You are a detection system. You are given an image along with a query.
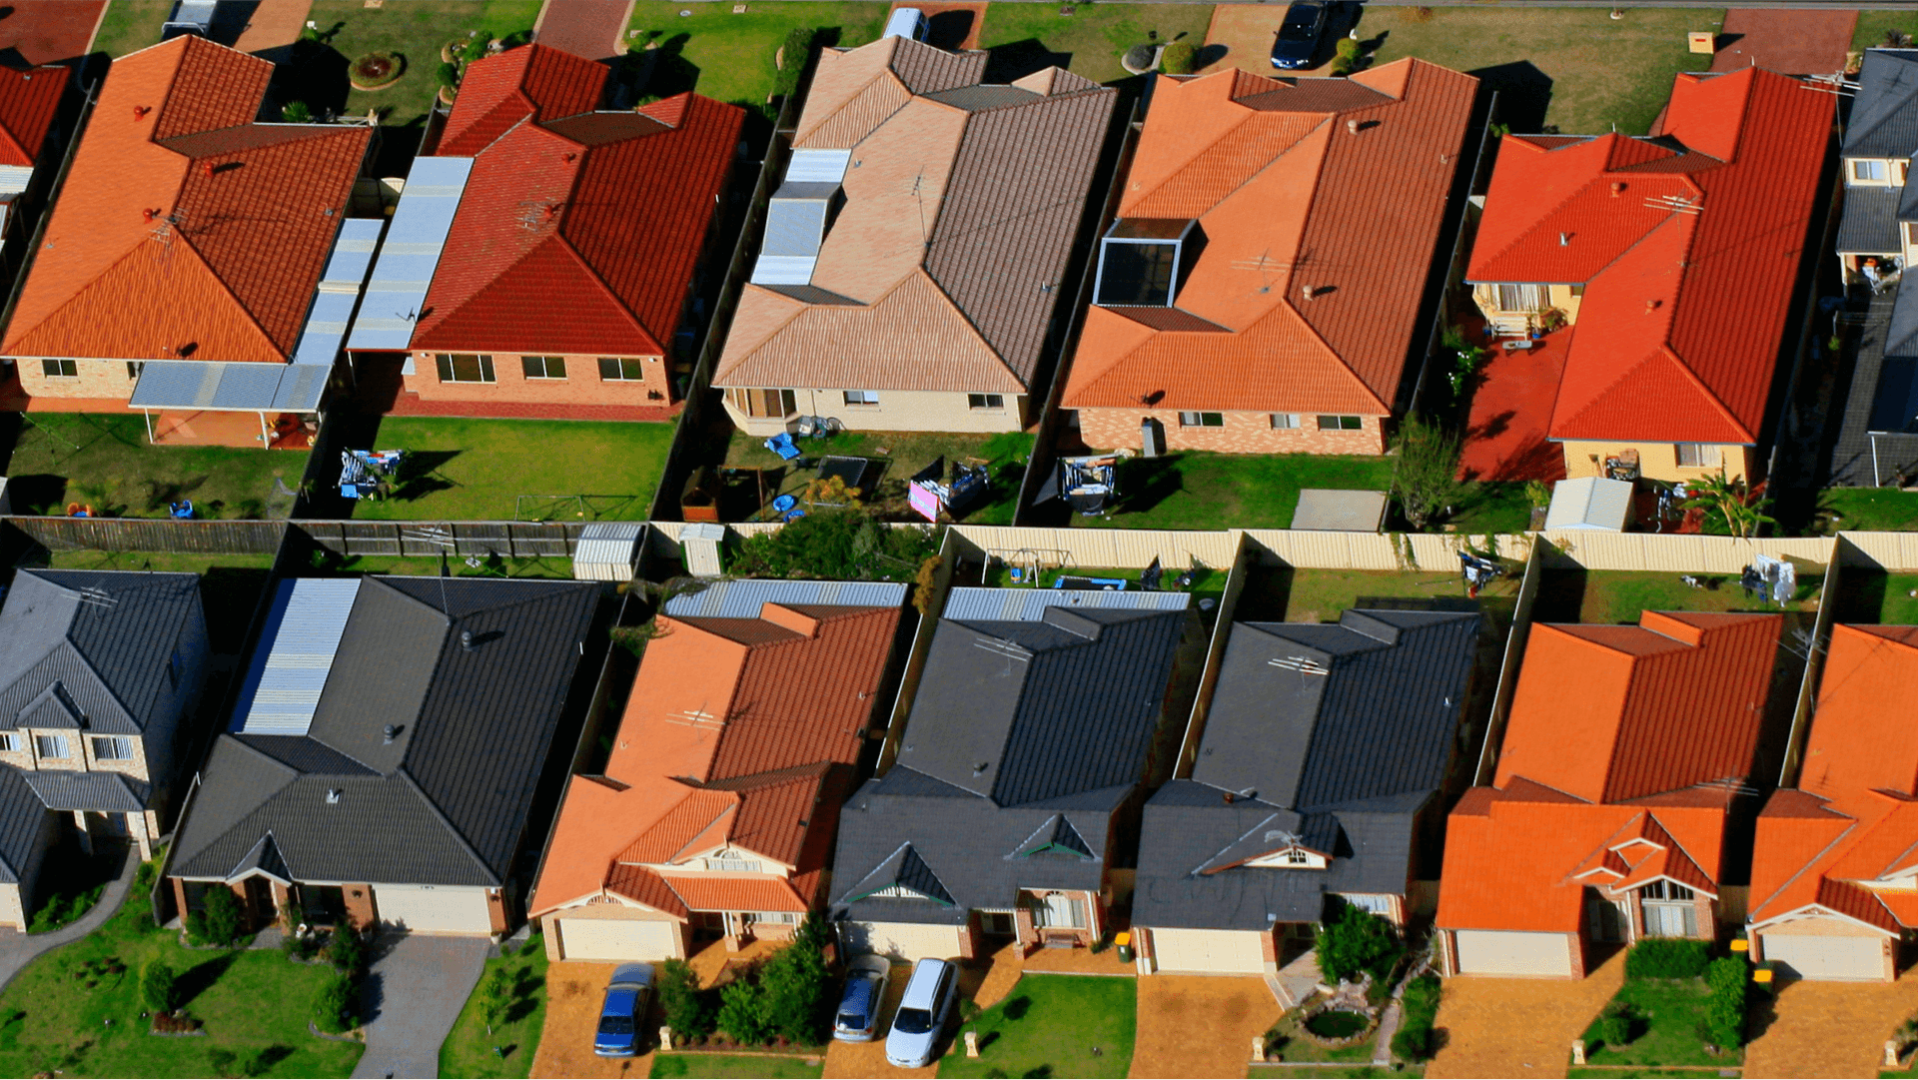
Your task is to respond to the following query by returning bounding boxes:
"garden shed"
[572,523,645,582]
[1543,477,1634,532]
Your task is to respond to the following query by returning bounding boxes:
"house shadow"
[984,38,1070,84]
[926,10,974,51]
[262,38,349,120]
[1468,59,1552,134]
[1114,454,1185,516]
[640,33,700,99]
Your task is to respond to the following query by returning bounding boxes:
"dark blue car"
[1270,1,1330,70]
[594,963,655,1057]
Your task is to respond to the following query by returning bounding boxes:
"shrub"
[436,61,460,90]
[280,100,312,123]
[1331,36,1362,75]
[773,26,816,97]
[1705,956,1749,1048]
[142,962,180,1013]
[1625,938,1711,981]
[731,508,939,582]
[1390,1017,1432,1062]
[759,915,831,1043]
[658,958,713,1038]
[313,972,359,1033]
[196,888,244,946]
[325,927,364,973]
[1599,1002,1636,1048]
[1160,40,1196,74]
[1314,897,1402,985]
[460,33,492,63]
[716,978,771,1045]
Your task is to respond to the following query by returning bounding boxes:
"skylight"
[1094,219,1196,307]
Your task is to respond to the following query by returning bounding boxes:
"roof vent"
[133,105,150,120]
[1558,232,1571,246]
[1222,791,1236,804]
[461,630,474,651]
[1645,299,1662,314]
[1301,284,1317,301]
[1346,119,1358,135]
[326,789,343,804]
[382,724,399,744]
[973,761,990,776]
[1611,181,1627,197]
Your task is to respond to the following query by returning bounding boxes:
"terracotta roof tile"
[436,43,605,157]
[660,873,808,913]
[605,863,689,916]
[0,64,66,167]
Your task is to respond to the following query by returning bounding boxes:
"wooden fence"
[8,516,285,555]
[294,520,586,558]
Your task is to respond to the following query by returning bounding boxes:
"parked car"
[885,958,958,1068]
[593,963,656,1058]
[1269,1,1330,70]
[884,7,929,41]
[834,955,894,1042]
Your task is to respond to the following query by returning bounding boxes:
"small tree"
[716,978,770,1045]
[1160,40,1196,74]
[479,965,511,1035]
[326,926,364,973]
[1704,956,1749,1048]
[1331,36,1363,75]
[281,100,313,123]
[760,915,831,1043]
[1390,415,1463,532]
[199,888,244,947]
[436,61,460,91]
[1314,897,1402,985]
[1599,1002,1637,1048]
[773,26,816,97]
[313,972,358,1034]
[142,962,180,1013]
[658,958,714,1038]
[460,32,492,63]
[1682,473,1775,539]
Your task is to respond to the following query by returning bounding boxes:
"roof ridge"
[172,220,317,359]
[1271,297,1390,411]
[901,268,1023,384]
[549,231,661,348]
[1126,109,1323,221]
[798,66,908,147]
[397,767,504,885]
[1751,815,1860,921]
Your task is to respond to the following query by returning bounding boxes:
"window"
[91,737,132,761]
[1340,894,1395,916]
[126,361,144,380]
[1271,413,1301,430]
[42,359,76,378]
[730,388,796,419]
[1318,415,1363,431]
[434,353,495,383]
[843,390,880,406]
[743,911,798,925]
[1031,892,1088,929]
[1854,159,1889,183]
[1907,223,1918,248]
[520,355,567,379]
[1674,443,1721,468]
[0,734,16,753]
[1495,284,1547,311]
[1178,411,1223,428]
[34,735,68,759]
[706,854,763,873]
[1283,849,1311,865]
[968,393,1005,410]
[598,357,647,381]
[1640,880,1695,902]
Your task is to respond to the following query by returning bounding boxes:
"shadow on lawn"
[1114,455,1185,516]
[389,449,462,503]
[985,38,1071,84]
[178,952,239,1007]
[1466,59,1553,134]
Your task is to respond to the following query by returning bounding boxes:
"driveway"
[1129,975,1277,1079]
[1424,952,1625,1079]
[0,0,105,66]
[1197,2,1359,77]
[531,961,655,1079]
[351,933,492,1080]
[1710,9,1857,76]
[0,842,135,993]
[1744,972,1918,1078]
[533,0,633,60]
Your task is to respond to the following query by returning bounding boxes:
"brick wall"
[404,350,675,412]
[342,884,376,931]
[16,357,143,402]
[1076,408,1386,455]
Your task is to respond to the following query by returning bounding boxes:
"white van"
[884,957,957,1067]
[884,7,929,41]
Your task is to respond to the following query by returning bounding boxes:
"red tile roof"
[1,35,371,364]
[1466,67,1834,444]
[411,44,745,358]
[1061,60,1477,417]
[658,873,810,914]
[0,64,66,167]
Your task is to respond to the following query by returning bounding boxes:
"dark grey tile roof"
[171,577,598,888]
[0,769,46,884]
[21,770,148,812]
[1132,610,1476,931]
[924,85,1118,385]
[0,570,202,736]
[1846,50,1918,159]
[1838,185,1902,256]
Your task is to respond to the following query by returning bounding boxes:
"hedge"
[1624,938,1711,980]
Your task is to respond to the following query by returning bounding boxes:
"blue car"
[593,963,655,1058]
[1269,1,1330,70]
[834,955,894,1042]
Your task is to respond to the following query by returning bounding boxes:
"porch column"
[130,813,151,861]
[257,411,269,447]
[143,409,154,445]
[70,810,90,855]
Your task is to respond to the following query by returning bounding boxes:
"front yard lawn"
[978,3,1214,85]
[90,0,172,57]
[1252,1069,1421,1079]
[304,0,543,133]
[1857,12,1918,53]
[1260,1009,1376,1064]
[723,429,1031,524]
[628,1,889,106]
[1533,568,1821,624]
[938,974,1135,1079]
[1,413,304,519]
[1079,452,1396,531]
[1576,978,1740,1070]
[352,417,674,521]
[651,1054,825,1078]
[439,934,549,1080]
[1362,6,1722,136]
[0,856,363,1077]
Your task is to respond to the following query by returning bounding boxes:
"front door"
[243,877,276,926]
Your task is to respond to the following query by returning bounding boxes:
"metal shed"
[572,523,646,582]
[1544,477,1635,532]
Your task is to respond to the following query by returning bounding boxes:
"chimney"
[1611,181,1626,197]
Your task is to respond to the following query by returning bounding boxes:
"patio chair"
[765,432,801,461]
[770,494,806,523]
[169,501,193,519]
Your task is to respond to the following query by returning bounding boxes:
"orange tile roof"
[2,35,370,365]
[1466,67,1834,444]
[659,874,809,914]
[0,64,67,167]
[1061,60,1477,417]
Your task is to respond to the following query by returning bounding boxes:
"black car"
[1270,1,1330,70]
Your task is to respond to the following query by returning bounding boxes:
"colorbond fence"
[295,520,587,559]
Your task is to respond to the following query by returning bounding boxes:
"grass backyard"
[1820,488,1918,532]
[1576,979,1738,1070]
[651,1054,825,1078]
[90,0,171,57]
[439,934,549,1079]
[723,429,1031,525]
[1857,12,1918,53]
[1534,568,1821,624]
[0,857,363,1077]
[1079,453,1396,531]
[628,1,889,106]
[978,3,1214,85]
[938,974,1136,1079]
[1240,567,1520,629]
[1825,571,1918,625]
[1,414,304,520]
[351,417,674,521]
[1363,7,1722,135]
[310,553,574,580]
[304,0,543,132]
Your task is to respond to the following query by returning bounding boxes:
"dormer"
[1849,156,1910,188]
[1244,845,1329,870]
[1093,219,1199,308]
[750,149,851,286]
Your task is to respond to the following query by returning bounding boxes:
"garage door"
[1454,930,1574,976]
[1761,933,1886,980]
[556,917,682,962]
[1150,928,1268,974]
[838,921,963,961]
[372,885,491,934]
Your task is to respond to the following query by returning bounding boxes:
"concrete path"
[351,933,492,1080]
[1371,1000,1402,1066]
[0,843,137,994]
[533,0,633,60]
[1710,9,1857,76]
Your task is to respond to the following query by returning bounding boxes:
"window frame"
[519,355,567,380]
[1674,443,1721,468]
[1178,411,1224,428]
[730,388,796,419]
[126,361,144,381]
[1317,415,1363,431]
[967,393,1005,411]
[597,357,646,382]
[434,353,495,384]
[42,358,77,379]
[842,390,880,406]
[0,733,17,753]
[90,736,133,762]
[1854,158,1890,183]
[34,734,68,760]
[1270,413,1301,430]
[1495,283,1547,312]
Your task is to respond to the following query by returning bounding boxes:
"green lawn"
[978,3,1214,86]
[1363,7,1722,136]
[651,1054,825,1078]
[439,935,549,1079]
[628,2,889,107]
[305,0,543,132]
[91,0,172,57]
[1252,1068,1420,1079]
[1568,1071,1722,1080]
[1248,567,1519,629]
[1830,571,1918,625]
[1577,979,1738,1070]
[2,414,305,519]
[1534,568,1820,625]
[1821,488,1918,532]
[351,417,674,521]
[309,553,575,580]
[724,429,1031,525]
[1856,12,1918,54]
[1079,453,1396,531]
[938,974,1136,1079]
[1449,482,1536,535]
[0,857,363,1077]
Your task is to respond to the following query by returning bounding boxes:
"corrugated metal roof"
[786,148,851,182]
[942,586,1190,622]
[573,522,645,567]
[663,579,908,618]
[128,359,330,412]
[347,156,473,350]
[291,217,383,366]
[230,579,361,736]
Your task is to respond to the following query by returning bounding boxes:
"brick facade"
[1075,408,1386,456]
[343,884,376,931]
[403,350,676,415]
[16,356,145,403]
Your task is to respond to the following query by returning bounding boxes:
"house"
[529,579,907,961]
[1464,67,1833,484]
[1746,624,1918,981]
[712,37,1117,435]
[0,570,209,928]
[1436,610,1782,977]
[346,44,746,420]
[0,35,377,442]
[0,61,70,264]
[1059,62,1477,456]
[1131,609,1479,981]
[166,577,598,937]
[828,587,1197,960]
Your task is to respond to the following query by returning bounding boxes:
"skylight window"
[1094,219,1197,307]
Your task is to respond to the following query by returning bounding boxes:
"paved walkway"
[1458,327,1571,484]
[1745,972,1918,1078]
[1424,952,1625,1079]
[1711,9,1857,76]
[1129,975,1276,1079]
[351,933,492,1080]
[533,0,633,60]
[0,0,105,66]
[227,0,314,60]
[0,844,136,993]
